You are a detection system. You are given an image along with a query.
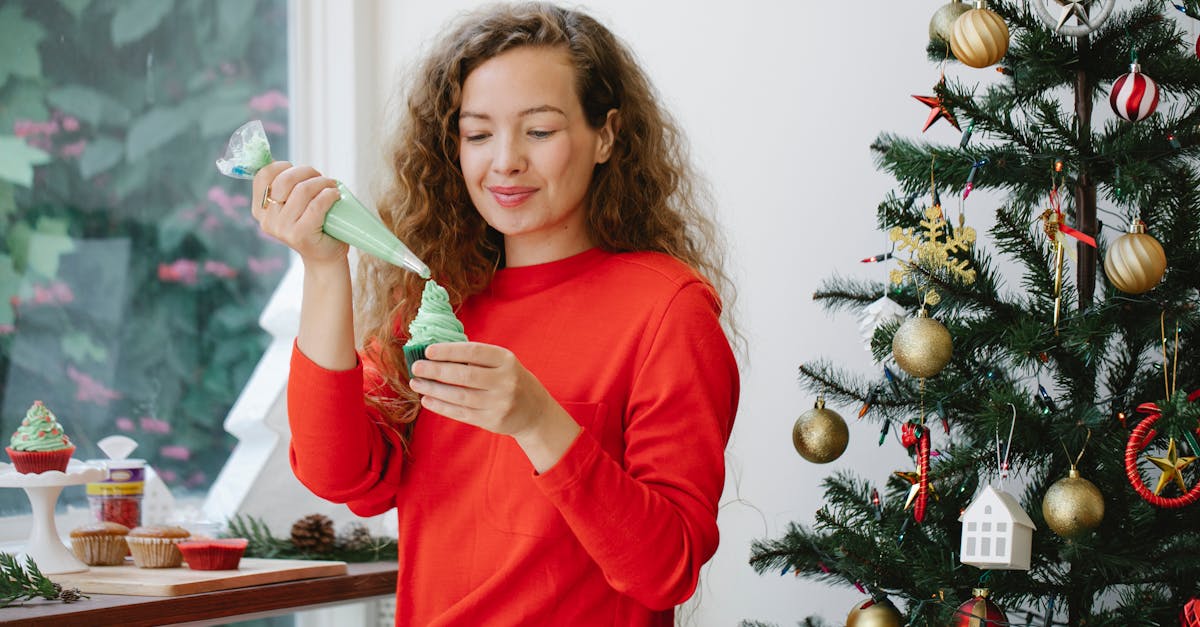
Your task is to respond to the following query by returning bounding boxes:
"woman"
[251,3,738,625]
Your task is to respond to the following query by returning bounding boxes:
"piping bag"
[215,120,430,278]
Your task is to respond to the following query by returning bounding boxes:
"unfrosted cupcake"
[403,279,468,375]
[69,521,130,566]
[177,538,249,570]
[6,401,75,473]
[126,525,190,568]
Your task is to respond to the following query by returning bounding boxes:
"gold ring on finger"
[261,184,284,210]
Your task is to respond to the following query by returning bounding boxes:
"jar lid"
[84,458,146,471]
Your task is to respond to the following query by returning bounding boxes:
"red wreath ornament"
[1124,401,1200,508]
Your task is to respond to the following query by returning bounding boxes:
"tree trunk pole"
[1075,35,1098,308]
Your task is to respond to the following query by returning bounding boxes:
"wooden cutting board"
[51,558,348,596]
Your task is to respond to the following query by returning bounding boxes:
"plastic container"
[86,435,145,529]
[87,459,145,529]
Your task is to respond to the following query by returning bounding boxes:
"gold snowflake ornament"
[889,204,977,305]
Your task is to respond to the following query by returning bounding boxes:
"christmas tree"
[749,1,1200,625]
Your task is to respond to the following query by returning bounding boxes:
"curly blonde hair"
[357,2,736,429]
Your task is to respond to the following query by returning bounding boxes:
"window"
[0,0,289,515]
[996,536,1006,557]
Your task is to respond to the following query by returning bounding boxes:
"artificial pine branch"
[226,514,399,563]
[0,553,84,607]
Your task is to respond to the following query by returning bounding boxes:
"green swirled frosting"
[405,280,467,347]
[10,401,72,452]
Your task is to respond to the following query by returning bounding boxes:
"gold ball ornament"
[1103,221,1166,294]
[892,312,953,379]
[930,0,972,44]
[846,598,904,627]
[792,397,848,464]
[950,3,1010,68]
[1042,468,1105,539]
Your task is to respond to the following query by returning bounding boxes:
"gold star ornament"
[1147,438,1197,496]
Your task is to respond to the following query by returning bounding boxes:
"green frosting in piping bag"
[405,280,468,346]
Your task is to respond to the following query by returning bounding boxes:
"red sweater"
[288,248,739,626]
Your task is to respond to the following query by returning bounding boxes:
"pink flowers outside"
[159,445,190,461]
[139,416,171,434]
[249,89,288,112]
[159,258,244,284]
[32,281,74,306]
[204,260,237,279]
[248,256,284,276]
[158,259,199,285]
[66,365,121,406]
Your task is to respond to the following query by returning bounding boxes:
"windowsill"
[0,561,396,626]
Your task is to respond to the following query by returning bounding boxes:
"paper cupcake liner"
[403,344,429,377]
[126,535,187,568]
[70,535,128,566]
[6,446,74,474]
[177,539,248,570]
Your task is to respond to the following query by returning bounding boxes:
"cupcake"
[403,279,468,375]
[125,525,190,568]
[6,401,75,473]
[69,521,130,566]
[177,538,249,570]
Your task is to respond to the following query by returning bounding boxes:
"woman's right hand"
[251,161,349,266]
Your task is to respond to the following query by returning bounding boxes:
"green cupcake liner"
[403,344,429,377]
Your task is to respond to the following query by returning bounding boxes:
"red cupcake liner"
[6,446,74,474]
[177,538,248,570]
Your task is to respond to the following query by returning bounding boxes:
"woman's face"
[458,46,614,267]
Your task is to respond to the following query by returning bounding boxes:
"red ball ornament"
[1182,598,1200,627]
[954,589,1006,627]
[1110,63,1159,122]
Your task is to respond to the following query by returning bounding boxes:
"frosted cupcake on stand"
[6,401,75,474]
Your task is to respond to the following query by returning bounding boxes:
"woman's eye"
[528,129,555,139]
[464,133,490,143]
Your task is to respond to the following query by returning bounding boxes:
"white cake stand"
[0,460,105,574]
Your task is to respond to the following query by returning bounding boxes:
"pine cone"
[59,587,82,603]
[290,513,336,553]
[336,522,375,552]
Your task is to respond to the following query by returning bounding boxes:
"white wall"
[364,2,950,624]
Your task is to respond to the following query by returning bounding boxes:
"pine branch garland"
[226,514,399,563]
[0,553,85,607]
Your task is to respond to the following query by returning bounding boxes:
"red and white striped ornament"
[1109,63,1159,122]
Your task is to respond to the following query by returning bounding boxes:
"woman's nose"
[492,134,526,175]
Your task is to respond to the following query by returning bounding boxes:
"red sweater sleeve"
[287,342,404,517]
[534,281,739,610]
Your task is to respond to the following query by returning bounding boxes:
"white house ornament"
[858,296,907,350]
[1109,63,1160,122]
[1031,0,1116,37]
[959,484,1035,570]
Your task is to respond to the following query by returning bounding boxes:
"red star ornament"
[913,92,960,132]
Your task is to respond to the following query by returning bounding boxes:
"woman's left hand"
[410,342,580,471]
[408,342,546,435]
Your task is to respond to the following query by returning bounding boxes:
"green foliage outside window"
[0,0,289,507]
